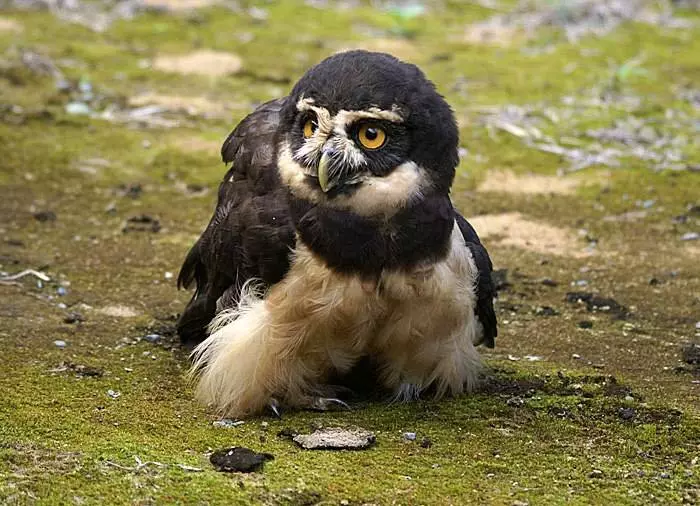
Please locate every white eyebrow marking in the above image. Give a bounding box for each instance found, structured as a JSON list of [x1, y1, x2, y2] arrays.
[[335, 106, 404, 125], [296, 96, 334, 134], [297, 97, 404, 125]]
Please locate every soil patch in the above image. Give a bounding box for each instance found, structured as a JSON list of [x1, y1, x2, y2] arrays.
[[153, 50, 243, 77], [468, 212, 593, 257]]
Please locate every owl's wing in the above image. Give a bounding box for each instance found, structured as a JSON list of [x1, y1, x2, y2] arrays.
[[177, 98, 295, 346], [455, 212, 498, 348]]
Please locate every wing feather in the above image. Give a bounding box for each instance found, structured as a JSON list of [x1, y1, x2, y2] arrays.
[[177, 98, 295, 346], [455, 212, 498, 348]]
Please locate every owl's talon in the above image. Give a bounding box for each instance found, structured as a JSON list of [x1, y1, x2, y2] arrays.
[[268, 398, 283, 419], [309, 397, 352, 411]]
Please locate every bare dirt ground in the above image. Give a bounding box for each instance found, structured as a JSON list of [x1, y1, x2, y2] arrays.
[[1, 0, 699, 504]]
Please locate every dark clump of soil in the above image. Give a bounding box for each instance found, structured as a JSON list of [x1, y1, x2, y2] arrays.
[[277, 428, 299, 440], [123, 214, 161, 233], [491, 269, 510, 291], [209, 447, 274, 473], [480, 369, 635, 400], [116, 183, 143, 199], [565, 291, 628, 319], [33, 210, 56, 222], [535, 306, 558, 316], [63, 312, 84, 324], [682, 343, 700, 365], [54, 361, 104, 378]]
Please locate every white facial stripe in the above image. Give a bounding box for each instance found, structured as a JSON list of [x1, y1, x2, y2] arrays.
[[335, 106, 404, 125], [278, 140, 426, 218], [297, 97, 404, 128]]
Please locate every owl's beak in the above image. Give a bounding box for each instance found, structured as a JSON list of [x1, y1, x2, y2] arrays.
[[317, 147, 338, 193]]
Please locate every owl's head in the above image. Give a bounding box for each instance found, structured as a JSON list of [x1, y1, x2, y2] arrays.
[[277, 50, 459, 217]]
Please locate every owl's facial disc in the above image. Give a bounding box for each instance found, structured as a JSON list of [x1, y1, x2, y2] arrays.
[[292, 97, 405, 194]]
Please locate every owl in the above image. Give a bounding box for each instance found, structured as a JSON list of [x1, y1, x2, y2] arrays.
[[177, 50, 497, 418]]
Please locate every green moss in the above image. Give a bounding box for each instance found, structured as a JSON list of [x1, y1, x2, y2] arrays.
[[1, 1, 699, 504]]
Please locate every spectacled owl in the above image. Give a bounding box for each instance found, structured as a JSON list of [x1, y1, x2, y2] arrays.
[[177, 50, 497, 417]]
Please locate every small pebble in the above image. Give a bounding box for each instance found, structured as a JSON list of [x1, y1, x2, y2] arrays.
[[144, 334, 161, 343], [659, 472, 671, 479], [63, 312, 84, 324], [588, 469, 604, 479], [572, 353, 582, 359], [53, 340, 67, 349], [681, 232, 699, 241], [107, 389, 121, 399], [66, 102, 91, 115], [55, 78, 72, 92], [164, 271, 174, 280], [403, 432, 417, 441], [56, 287, 67, 296], [57, 303, 67, 309]]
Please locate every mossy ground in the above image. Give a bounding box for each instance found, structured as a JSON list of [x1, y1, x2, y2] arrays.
[[1, 1, 699, 504]]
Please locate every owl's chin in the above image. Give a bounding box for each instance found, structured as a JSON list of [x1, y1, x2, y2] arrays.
[[302, 174, 363, 199]]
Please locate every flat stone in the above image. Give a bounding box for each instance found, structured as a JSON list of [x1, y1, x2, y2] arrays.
[[293, 427, 376, 450]]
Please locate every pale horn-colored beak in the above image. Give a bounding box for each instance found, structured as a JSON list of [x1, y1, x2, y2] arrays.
[[318, 151, 332, 193]]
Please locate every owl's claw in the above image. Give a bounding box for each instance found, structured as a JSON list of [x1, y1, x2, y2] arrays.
[[268, 398, 283, 419], [309, 397, 352, 411]]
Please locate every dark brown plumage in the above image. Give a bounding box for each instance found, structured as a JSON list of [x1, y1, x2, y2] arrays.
[[177, 98, 295, 346], [177, 51, 497, 417]]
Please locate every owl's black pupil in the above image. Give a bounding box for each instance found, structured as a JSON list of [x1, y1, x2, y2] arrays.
[[365, 128, 378, 140]]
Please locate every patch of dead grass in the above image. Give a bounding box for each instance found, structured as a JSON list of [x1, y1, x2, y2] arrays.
[[96, 305, 141, 318], [153, 50, 243, 77], [477, 170, 582, 195], [128, 93, 234, 117], [468, 212, 594, 257], [0, 17, 23, 33], [141, 0, 221, 11]]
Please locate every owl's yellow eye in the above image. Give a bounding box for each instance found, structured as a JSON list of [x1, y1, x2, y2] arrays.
[[358, 124, 386, 150], [303, 119, 317, 138]]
